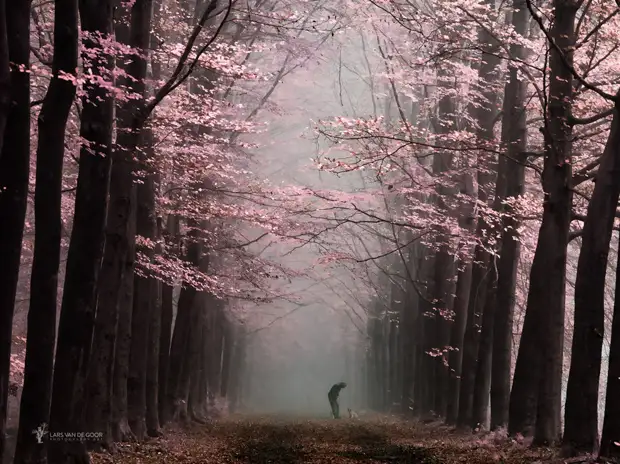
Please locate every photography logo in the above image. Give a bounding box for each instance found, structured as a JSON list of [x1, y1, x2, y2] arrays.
[[31, 423, 103, 444], [32, 423, 48, 444]]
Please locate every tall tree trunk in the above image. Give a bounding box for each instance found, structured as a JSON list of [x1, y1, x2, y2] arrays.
[[0, 0, 10, 149], [220, 317, 234, 398], [127, 264, 150, 440], [457, 245, 488, 428], [111, 256, 135, 442], [48, 1, 114, 461], [431, 91, 457, 419], [400, 249, 418, 416], [107, 0, 154, 440], [157, 218, 177, 426], [13, 0, 78, 461], [455, 7, 501, 428], [145, 215, 163, 437], [419, 252, 436, 417], [471, 48, 513, 430], [391, 314, 401, 410], [167, 286, 194, 421], [228, 326, 246, 413], [471, 262, 497, 430], [563, 107, 620, 454], [599, 230, 620, 460], [188, 316, 207, 421], [145, 273, 162, 436], [446, 163, 477, 425], [446, 259, 473, 424], [0, 2, 31, 459], [509, 0, 576, 445], [490, 0, 528, 431], [166, 222, 201, 421], [208, 307, 224, 403]]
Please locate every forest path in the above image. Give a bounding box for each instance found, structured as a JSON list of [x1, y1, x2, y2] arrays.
[[91, 415, 558, 464]]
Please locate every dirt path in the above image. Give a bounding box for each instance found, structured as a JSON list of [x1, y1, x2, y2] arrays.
[[91, 415, 557, 463]]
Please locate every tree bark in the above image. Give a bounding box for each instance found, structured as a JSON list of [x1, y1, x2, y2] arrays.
[[457, 244, 489, 429], [600, 231, 620, 459], [145, 216, 163, 437], [563, 106, 620, 454], [208, 307, 224, 404], [127, 259, 150, 440], [431, 90, 457, 419], [220, 317, 234, 398], [228, 325, 246, 413], [0, 0, 10, 150], [111, 255, 136, 442], [490, 0, 528, 431], [167, 286, 194, 421], [188, 314, 207, 421], [446, 259, 473, 425], [48, 1, 114, 462], [471, 262, 497, 431], [13, 0, 78, 461], [86, 0, 152, 446], [509, 0, 576, 445], [157, 218, 177, 426], [0, 2, 31, 459], [455, 6, 502, 427]]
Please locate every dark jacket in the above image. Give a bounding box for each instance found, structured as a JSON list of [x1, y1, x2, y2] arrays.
[[328, 383, 346, 401]]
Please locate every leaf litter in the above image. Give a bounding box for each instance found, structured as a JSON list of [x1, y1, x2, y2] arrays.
[[90, 414, 571, 463]]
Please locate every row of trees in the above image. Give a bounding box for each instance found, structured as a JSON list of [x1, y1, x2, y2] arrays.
[[315, 0, 620, 460], [0, 0, 347, 462]]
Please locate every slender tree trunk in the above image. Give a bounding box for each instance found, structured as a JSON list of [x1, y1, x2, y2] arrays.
[[490, 0, 528, 431], [419, 252, 437, 417], [446, 259, 473, 424], [208, 307, 224, 404], [188, 315, 206, 421], [127, 258, 150, 440], [471, 58, 513, 431], [400, 249, 417, 416], [600, 230, 620, 460], [220, 317, 233, 398], [431, 90, 457, 419], [457, 244, 488, 428], [228, 326, 246, 413], [455, 9, 501, 428], [157, 282, 173, 423], [145, 275, 162, 436], [145, 207, 163, 437], [48, 1, 114, 461], [13, 1, 77, 462], [0, 3, 31, 459], [509, 0, 576, 445], [158, 220, 176, 426], [471, 262, 497, 431], [111, 257, 136, 442], [167, 286, 194, 421], [563, 107, 620, 454]]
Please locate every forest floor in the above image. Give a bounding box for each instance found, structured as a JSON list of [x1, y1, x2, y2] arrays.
[[90, 414, 569, 464]]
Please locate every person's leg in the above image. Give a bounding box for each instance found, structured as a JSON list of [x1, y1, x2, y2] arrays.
[[334, 400, 340, 419], [329, 397, 337, 418]]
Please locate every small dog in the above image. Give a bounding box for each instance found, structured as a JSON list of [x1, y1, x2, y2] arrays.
[[347, 408, 359, 419]]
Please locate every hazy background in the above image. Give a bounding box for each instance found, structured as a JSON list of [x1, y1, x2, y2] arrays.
[[236, 29, 389, 417]]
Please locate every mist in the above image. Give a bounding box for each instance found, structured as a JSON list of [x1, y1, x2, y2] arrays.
[[236, 29, 383, 418]]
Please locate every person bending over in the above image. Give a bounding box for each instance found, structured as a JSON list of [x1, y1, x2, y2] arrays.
[[328, 382, 347, 419]]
